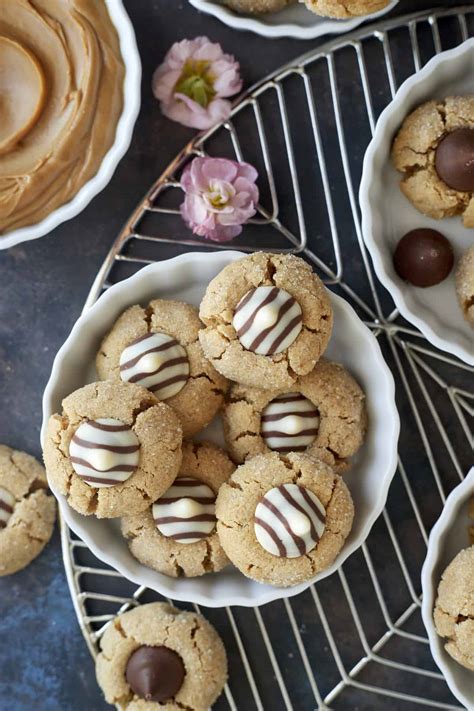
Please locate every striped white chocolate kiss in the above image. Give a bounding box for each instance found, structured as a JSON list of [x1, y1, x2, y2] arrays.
[[119, 332, 189, 400], [232, 286, 303, 355], [261, 393, 319, 453], [152, 476, 216, 544], [254, 483, 326, 558], [0, 487, 15, 529], [69, 418, 140, 488]]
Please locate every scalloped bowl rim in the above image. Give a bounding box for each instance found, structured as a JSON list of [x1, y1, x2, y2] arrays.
[[41, 250, 399, 607], [188, 0, 398, 39], [420, 468, 474, 709], [359, 39, 474, 365], [0, 0, 141, 251]]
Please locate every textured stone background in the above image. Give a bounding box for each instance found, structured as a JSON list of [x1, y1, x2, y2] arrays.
[[0, 1, 464, 709]]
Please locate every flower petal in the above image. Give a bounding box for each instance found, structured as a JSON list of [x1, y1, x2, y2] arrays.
[[152, 68, 182, 102], [179, 154, 258, 242], [236, 162, 259, 183], [205, 223, 243, 242], [152, 37, 241, 130], [201, 157, 238, 184]]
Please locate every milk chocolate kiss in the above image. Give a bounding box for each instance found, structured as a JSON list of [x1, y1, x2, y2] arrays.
[[125, 645, 185, 702], [435, 128, 474, 192]]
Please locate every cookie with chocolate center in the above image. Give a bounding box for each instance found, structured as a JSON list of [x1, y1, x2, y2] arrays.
[[433, 546, 474, 671], [0, 445, 56, 576], [96, 602, 227, 710], [223, 0, 295, 13], [96, 299, 228, 438], [455, 245, 474, 326], [199, 252, 333, 390], [122, 441, 235, 577], [216, 451, 354, 587], [302, 0, 390, 18], [223, 358, 367, 468], [43, 380, 182, 519], [392, 95, 474, 227]]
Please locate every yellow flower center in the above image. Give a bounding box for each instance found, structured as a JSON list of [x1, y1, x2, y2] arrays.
[[209, 193, 226, 208], [174, 60, 216, 108], [204, 180, 236, 212]]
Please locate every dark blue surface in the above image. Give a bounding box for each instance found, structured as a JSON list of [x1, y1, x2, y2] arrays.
[[0, 1, 464, 709]]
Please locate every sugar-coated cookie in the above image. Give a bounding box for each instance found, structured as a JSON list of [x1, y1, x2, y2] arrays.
[[224, 0, 294, 12], [96, 602, 228, 710], [433, 546, 474, 671], [392, 96, 474, 227], [43, 381, 182, 519], [0, 445, 56, 576], [455, 245, 474, 326], [199, 252, 333, 390], [301, 0, 389, 17], [216, 451, 354, 586], [223, 358, 367, 467], [122, 441, 235, 577], [96, 299, 228, 438]]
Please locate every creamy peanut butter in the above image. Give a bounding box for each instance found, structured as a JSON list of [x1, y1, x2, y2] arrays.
[[0, 0, 125, 235]]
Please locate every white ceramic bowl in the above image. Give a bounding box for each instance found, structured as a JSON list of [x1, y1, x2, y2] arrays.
[[41, 250, 399, 607], [189, 0, 398, 40], [360, 40, 474, 365], [1, 0, 141, 251], [421, 467, 474, 710]]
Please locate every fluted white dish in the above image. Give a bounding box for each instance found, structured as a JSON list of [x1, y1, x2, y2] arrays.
[[421, 468, 474, 710], [1, 0, 141, 251], [188, 0, 398, 40], [42, 250, 399, 607], [360, 39, 474, 365]]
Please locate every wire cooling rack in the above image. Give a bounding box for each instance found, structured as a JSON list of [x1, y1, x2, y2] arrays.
[[62, 6, 474, 710]]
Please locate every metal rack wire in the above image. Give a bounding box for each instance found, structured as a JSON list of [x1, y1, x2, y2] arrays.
[[63, 7, 473, 709]]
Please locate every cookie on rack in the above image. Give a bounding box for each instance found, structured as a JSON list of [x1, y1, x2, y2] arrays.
[[216, 451, 354, 587], [96, 602, 227, 710], [96, 299, 228, 438], [199, 252, 333, 390], [223, 358, 367, 468], [455, 245, 474, 326], [0, 445, 56, 576], [224, 0, 294, 13], [392, 95, 474, 227], [301, 0, 390, 17], [122, 441, 235, 577], [433, 546, 474, 671], [43, 380, 182, 519]]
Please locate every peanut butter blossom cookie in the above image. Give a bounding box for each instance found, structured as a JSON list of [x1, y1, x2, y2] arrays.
[[0, 445, 55, 576], [302, 0, 389, 17], [216, 451, 354, 587], [223, 0, 295, 12], [392, 95, 474, 227], [96, 299, 228, 438], [43, 380, 183, 518], [455, 245, 474, 326], [122, 441, 234, 577], [433, 546, 474, 671], [199, 252, 333, 390], [223, 359, 367, 467], [96, 602, 227, 710]]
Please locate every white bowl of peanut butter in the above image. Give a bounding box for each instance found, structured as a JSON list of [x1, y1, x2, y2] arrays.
[[0, 0, 141, 250]]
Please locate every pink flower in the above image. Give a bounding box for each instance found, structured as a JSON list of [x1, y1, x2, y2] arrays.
[[180, 157, 259, 242], [152, 37, 242, 130]]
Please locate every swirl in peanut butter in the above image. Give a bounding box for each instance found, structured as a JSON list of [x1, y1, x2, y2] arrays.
[[0, 0, 124, 235]]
